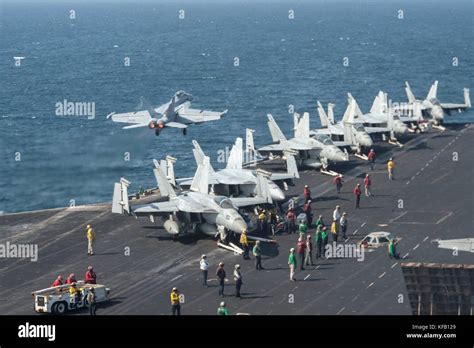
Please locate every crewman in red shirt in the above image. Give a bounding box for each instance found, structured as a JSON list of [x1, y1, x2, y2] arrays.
[[354, 184, 362, 208], [85, 266, 97, 284]]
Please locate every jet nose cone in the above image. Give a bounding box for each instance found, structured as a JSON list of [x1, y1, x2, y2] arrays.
[[271, 187, 286, 201], [394, 121, 408, 134], [230, 217, 248, 234], [357, 133, 373, 147], [432, 106, 444, 120], [321, 146, 348, 162]]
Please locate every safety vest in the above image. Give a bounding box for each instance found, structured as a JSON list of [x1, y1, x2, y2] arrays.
[[170, 292, 180, 305]]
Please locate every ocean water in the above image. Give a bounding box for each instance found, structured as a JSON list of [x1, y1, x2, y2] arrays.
[[0, 0, 473, 213]]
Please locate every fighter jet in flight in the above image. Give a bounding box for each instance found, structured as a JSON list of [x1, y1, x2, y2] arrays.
[[349, 92, 408, 144], [392, 81, 470, 126], [162, 137, 299, 202], [256, 113, 348, 173], [311, 100, 373, 154], [112, 156, 272, 240], [107, 91, 227, 136]]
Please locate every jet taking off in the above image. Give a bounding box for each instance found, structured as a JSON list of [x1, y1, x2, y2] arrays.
[[257, 113, 348, 172], [392, 81, 470, 125], [311, 100, 373, 153], [168, 137, 299, 202], [349, 92, 408, 144], [107, 91, 227, 136], [112, 156, 272, 239]]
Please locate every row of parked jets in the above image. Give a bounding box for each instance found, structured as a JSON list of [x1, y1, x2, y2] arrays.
[[110, 81, 470, 245]]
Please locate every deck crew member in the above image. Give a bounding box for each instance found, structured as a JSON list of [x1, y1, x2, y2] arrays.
[[87, 287, 97, 316], [170, 287, 181, 315], [334, 174, 343, 194], [364, 174, 372, 197], [85, 266, 97, 284], [387, 158, 395, 180], [52, 275, 63, 287], [340, 213, 348, 240], [315, 226, 323, 259], [65, 273, 76, 285], [253, 241, 263, 270], [303, 185, 312, 203], [240, 230, 250, 260], [304, 234, 314, 266], [286, 209, 296, 234], [69, 283, 79, 304], [288, 248, 297, 281], [303, 200, 313, 227], [216, 262, 226, 297], [353, 184, 361, 208], [368, 149, 376, 170], [217, 302, 229, 315], [200, 254, 209, 287], [296, 237, 306, 270], [330, 219, 339, 243], [233, 265, 243, 298], [86, 224, 96, 256]]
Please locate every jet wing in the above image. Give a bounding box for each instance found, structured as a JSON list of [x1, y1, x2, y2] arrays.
[[109, 111, 151, 125], [440, 103, 469, 111], [133, 201, 179, 215], [177, 176, 219, 187], [269, 173, 296, 181], [259, 140, 313, 152], [177, 195, 217, 213], [177, 108, 227, 123], [178, 171, 255, 186], [229, 196, 269, 208]]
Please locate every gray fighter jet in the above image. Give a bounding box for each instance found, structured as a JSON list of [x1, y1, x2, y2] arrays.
[[393, 81, 470, 126], [107, 91, 227, 136], [165, 137, 299, 202], [311, 100, 373, 153], [256, 113, 348, 172], [349, 92, 408, 144], [111, 156, 272, 239]]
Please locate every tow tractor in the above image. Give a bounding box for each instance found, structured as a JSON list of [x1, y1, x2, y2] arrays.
[[32, 281, 110, 314]]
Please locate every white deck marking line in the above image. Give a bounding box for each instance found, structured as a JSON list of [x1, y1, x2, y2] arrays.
[[436, 211, 453, 225], [315, 265, 321, 270], [361, 222, 366, 227], [402, 252, 409, 259], [431, 171, 451, 185], [366, 282, 375, 289], [170, 275, 183, 282], [336, 307, 345, 315], [378, 272, 386, 279], [304, 274, 310, 280], [413, 244, 420, 250], [391, 262, 398, 269], [352, 229, 359, 235], [351, 295, 359, 302], [423, 236, 429, 242]]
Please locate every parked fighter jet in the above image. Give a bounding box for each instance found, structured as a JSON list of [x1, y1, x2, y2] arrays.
[[393, 81, 471, 125], [349, 92, 408, 144], [111, 156, 272, 240], [106, 91, 227, 136], [164, 138, 299, 202], [256, 113, 348, 172], [311, 100, 373, 153]]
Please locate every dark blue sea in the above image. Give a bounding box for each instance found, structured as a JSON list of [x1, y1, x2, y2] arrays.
[[1, 0, 473, 213]]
